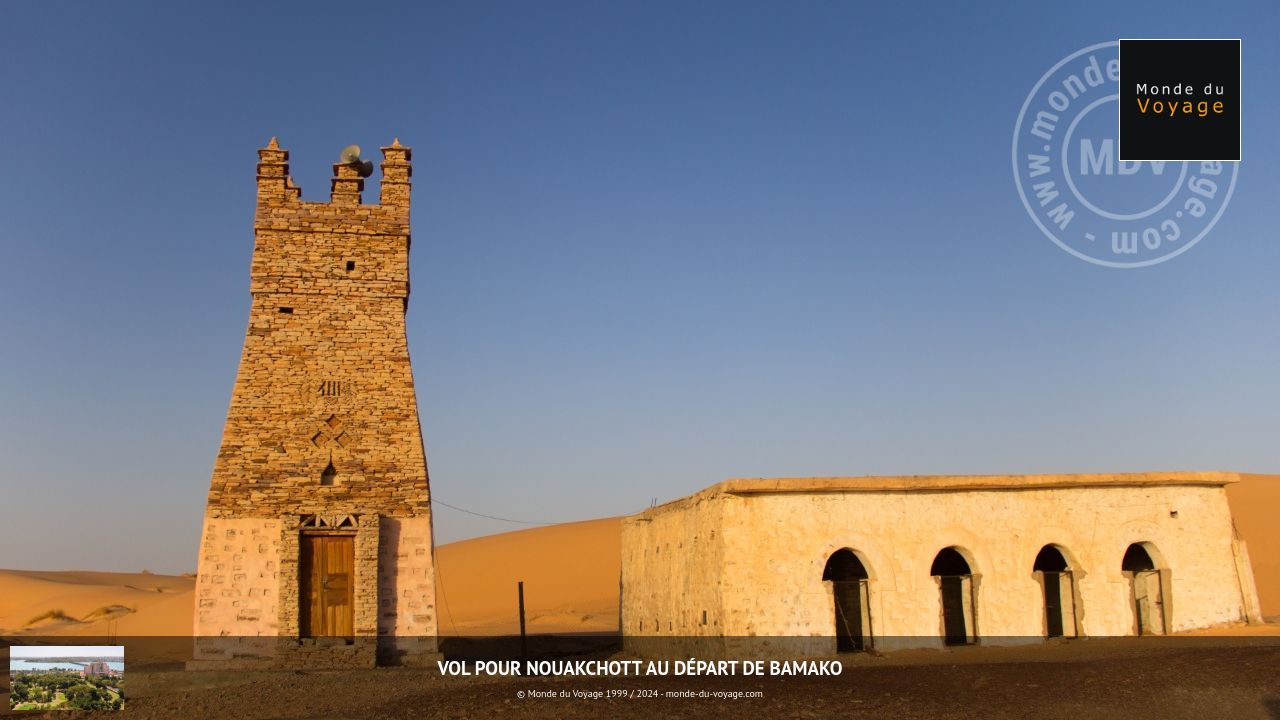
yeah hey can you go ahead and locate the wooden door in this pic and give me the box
[857,579,873,650]
[1043,572,1064,637]
[959,575,976,644]
[832,580,864,651]
[301,535,354,638]
[1059,571,1078,637]
[1133,570,1164,636]
[940,576,969,645]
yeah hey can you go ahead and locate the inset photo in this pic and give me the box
[9,645,124,712]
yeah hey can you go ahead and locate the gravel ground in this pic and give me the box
[13,636,1280,719]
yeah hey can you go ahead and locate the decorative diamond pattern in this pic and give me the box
[311,415,354,449]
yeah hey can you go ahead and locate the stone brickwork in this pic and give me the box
[376,517,439,664]
[191,139,438,669]
[192,517,282,661]
[622,472,1263,657]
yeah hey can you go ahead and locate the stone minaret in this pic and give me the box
[190,139,438,669]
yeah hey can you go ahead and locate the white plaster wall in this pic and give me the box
[377,516,439,653]
[192,515,438,663]
[623,484,1249,652]
[192,517,281,659]
[621,496,725,641]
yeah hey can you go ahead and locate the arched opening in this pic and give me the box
[931,547,976,645]
[1122,542,1168,635]
[823,549,872,652]
[1033,545,1078,638]
[1121,543,1156,572]
[320,462,337,486]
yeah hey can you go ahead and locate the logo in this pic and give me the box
[1118,39,1241,161]
[1012,42,1238,268]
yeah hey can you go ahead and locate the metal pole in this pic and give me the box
[518,580,528,663]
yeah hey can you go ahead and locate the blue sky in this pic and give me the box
[1,1,1277,573]
[11,646,123,661]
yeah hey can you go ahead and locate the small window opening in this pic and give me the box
[320,462,337,486]
[346,261,356,272]
[278,307,293,314]
[701,610,707,626]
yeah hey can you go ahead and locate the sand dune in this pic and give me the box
[1228,474,1280,618]
[0,569,195,636]
[0,475,1272,639]
[434,517,621,636]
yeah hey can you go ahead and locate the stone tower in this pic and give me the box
[190,139,438,669]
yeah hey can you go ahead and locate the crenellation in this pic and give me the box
[379,139,412,208]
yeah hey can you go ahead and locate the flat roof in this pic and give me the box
[719,471,1246,494]
[630,471,1263,521]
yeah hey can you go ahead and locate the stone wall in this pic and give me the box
[190,139,437,668]
[191,517,281,663]
[621,473,1260,656]
[203,139,427,518]
[377,516,440,663]
[621,494,726,656]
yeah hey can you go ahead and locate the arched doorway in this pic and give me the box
[823,549,872,651]
[1033,545,1078,638]
[931,547,976,645]
[1122,543,1168,635]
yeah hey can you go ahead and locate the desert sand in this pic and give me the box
[0,517,621,638]
[433,517,621,636]
[0,569,194,637]
[0,473,1273,638]
[1228,474,1280,617]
